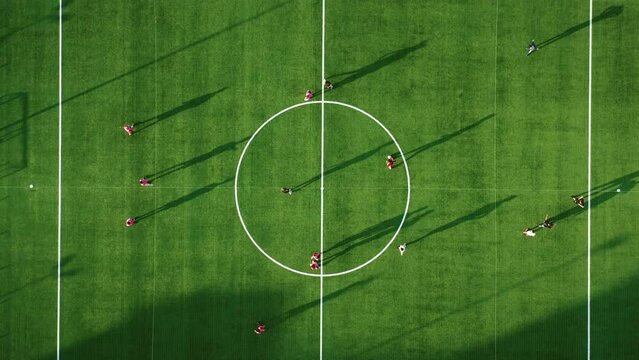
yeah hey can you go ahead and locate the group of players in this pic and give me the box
[522,196,586,237]
[120,78,405,334]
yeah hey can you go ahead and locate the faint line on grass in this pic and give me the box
[492,0,499,358]
[150,1,158,359]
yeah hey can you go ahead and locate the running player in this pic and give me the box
[323,79,334,90]
[538,214,554,229]
[571,195,585,208]
[311,252,321,262]
[126,217,135,227]
[386,155,396,170]
[280,187,293,195]
[254,322,266,335]
[398,243,406,256]
[527,40,538,56]
[139,178,153,187]
[304,90,314,101]
[310,260,320,270]
[123,124,135,136]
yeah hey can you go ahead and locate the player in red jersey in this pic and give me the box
[123,124,135,136]
[139,178,153,187]
[254,322,266,335]
[311,252,321,262]
[386,155,396,170]
[310,260,320,270]
[126,217,135,227]
[304,90,313,101]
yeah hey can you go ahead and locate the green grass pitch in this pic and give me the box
[1,0,638,359]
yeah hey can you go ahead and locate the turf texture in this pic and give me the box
[1,0,637,359]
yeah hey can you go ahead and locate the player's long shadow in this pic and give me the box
[0,93,29,180]
[406,195,517,246]
[135,88,228,133]
[0,255,79,303]
[392,113,494,165]
[322,206,433,265]
[0,0,73,45]
[148,136,249,181]
[136,177,233,222]
[550,170,639,223]
[293,141,393,191]
[328,40,427,90]
[358,234,632,358]
[23,1,292,122]
[43,285,315,359]
[268,277,374,328]
[538,5,623,49]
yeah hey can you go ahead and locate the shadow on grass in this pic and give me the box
[43,277,375,359]
[24,1,292,122]
[0,93,28,180]
[293,141,393,191]
[445,270,638,359]
[406,195,516,246]
[551,170,639,223]
[269,277,374,328]
[323,206,433,265]
[135,88,228,133]
[538,5,623,49]
[148,136,249,181]
[0,254,78,303]
[328,40,427,90]
[357,234,633,358]
[136,177,233,222]
[392,113,494,165]
[0,0,73,45]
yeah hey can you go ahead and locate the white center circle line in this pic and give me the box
[234,100,411,277]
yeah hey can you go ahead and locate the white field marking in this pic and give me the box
[320,0,326,358]
[56,0,63,358]
[234,100,411,277]
[493,0,499,358]
[587,0,592,360]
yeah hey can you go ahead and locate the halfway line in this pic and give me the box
[56,0,63,358]
[319,0,326,359]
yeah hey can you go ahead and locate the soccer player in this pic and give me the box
[571,195,585,208]
[323,79,333,90]
[311,252,321,262]
[123,124,135,136]
[398,243,406,256]
[538,214,554,229]
[126,217,135,227]
[310,260,320,270]
[523,227,536,237]
[304,90,314,101]
[254,322,266,335]
[386,155,396,170]
[280,187,293,195]
[139,178,153,187]
[526,40,538,56]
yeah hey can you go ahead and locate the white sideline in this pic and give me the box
[56,0,63,359]
[587,0,592,360]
